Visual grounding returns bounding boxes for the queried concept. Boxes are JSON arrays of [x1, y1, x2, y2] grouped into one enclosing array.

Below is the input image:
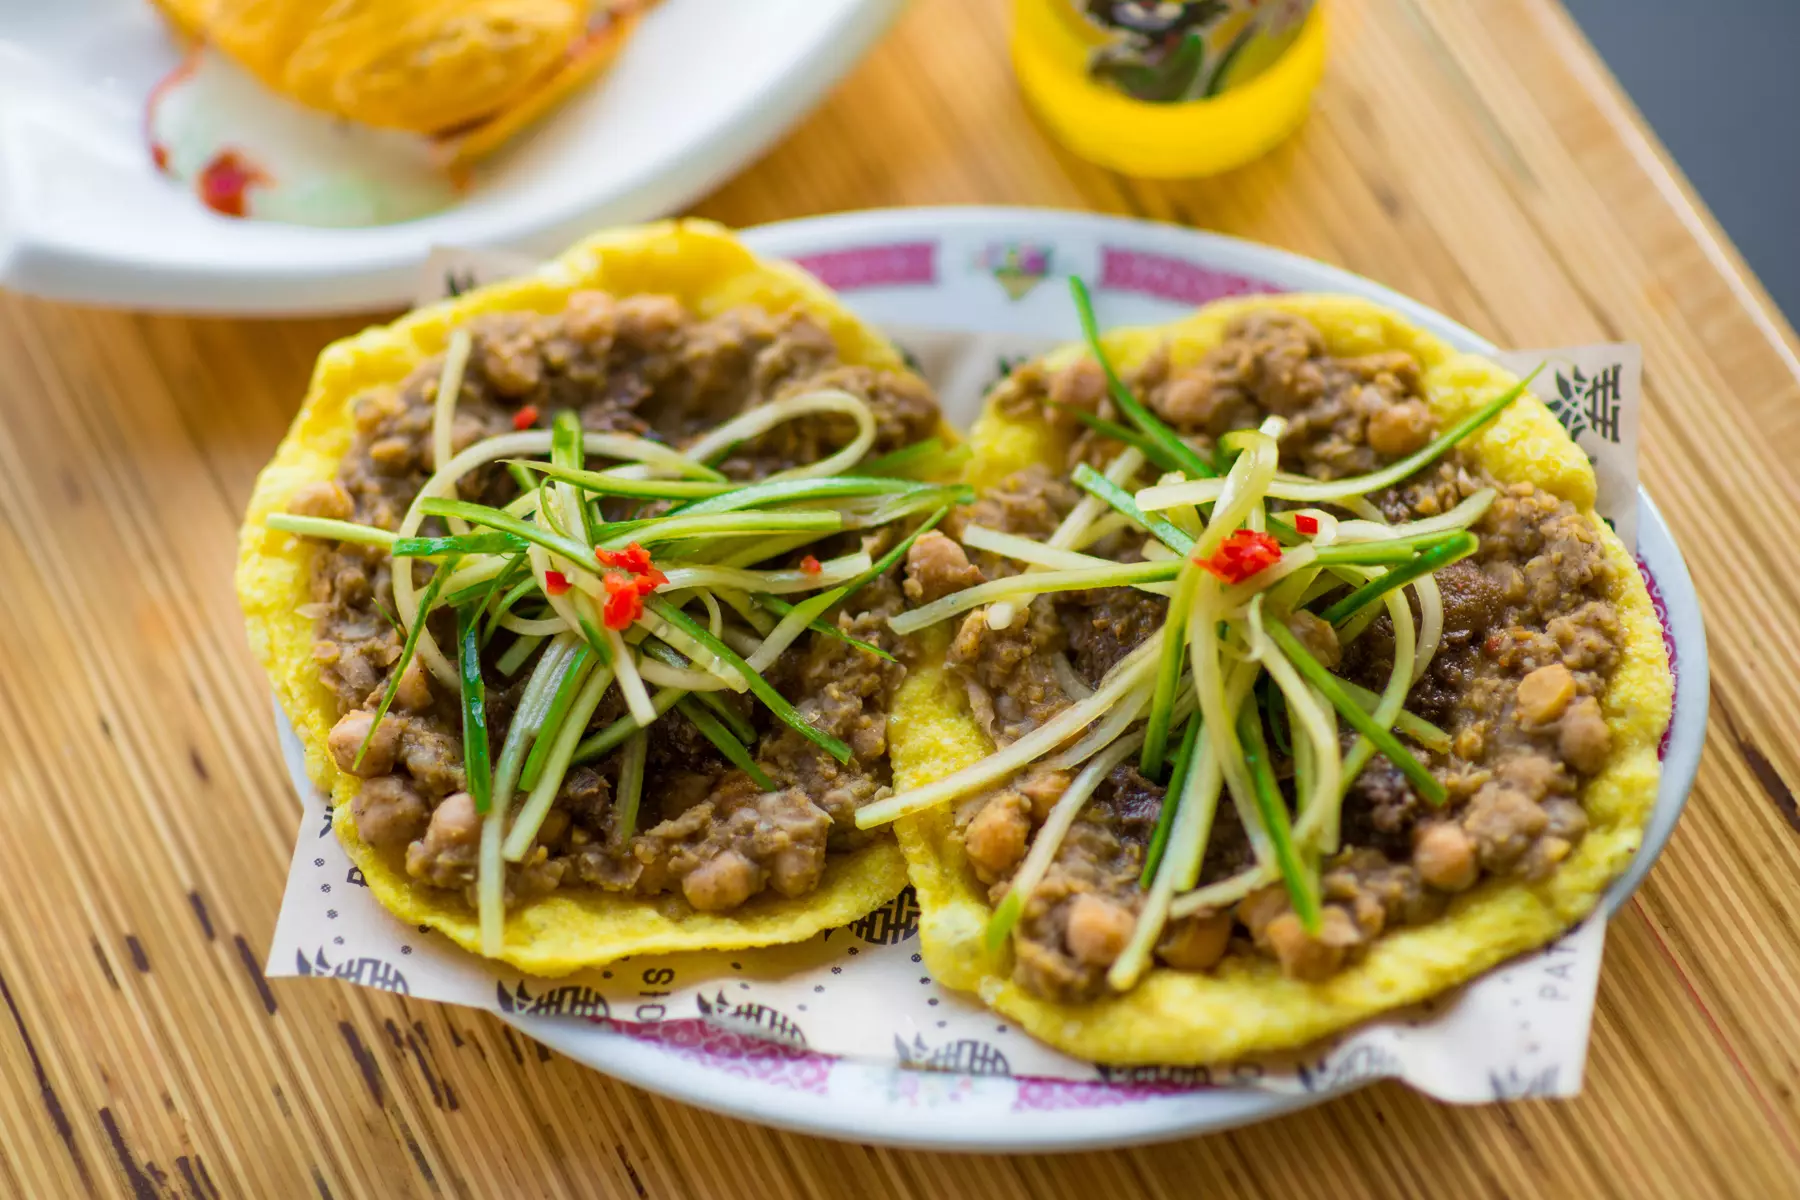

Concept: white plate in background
[[0, 0, 903, 314]]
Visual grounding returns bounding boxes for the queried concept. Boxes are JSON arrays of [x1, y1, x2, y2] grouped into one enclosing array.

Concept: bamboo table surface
[[3, 0, 1798, 1195]]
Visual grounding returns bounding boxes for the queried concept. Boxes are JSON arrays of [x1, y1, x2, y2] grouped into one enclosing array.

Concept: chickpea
[[1414, 822, 1479, 892], [1516, 663, 1576, 725], [425, 792, 481, 847], [394, 657, 432, 712], [328, 710, 401, 777], [1048, 358, 1106, 412], [287, 480, 352, 521], [1265, 908, 1359, 982], [1366, 399, 1437, 457], [964, 793, 1031, 882], [564, 290, 618, 344], [1065, 894, 1136, 967], [1157, 910, 1233, 971], [1559, 696, 1612, 775], [682, 851, 759, 913], [350, 776, 427, 850]]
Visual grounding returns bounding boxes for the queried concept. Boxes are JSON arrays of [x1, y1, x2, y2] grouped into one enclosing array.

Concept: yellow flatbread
[[238, 220, 913, 977], [887, 294, 1672, 1064]]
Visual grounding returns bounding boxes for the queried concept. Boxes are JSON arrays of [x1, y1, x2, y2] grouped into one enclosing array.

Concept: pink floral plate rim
[[508, 207, 1708, 1152]]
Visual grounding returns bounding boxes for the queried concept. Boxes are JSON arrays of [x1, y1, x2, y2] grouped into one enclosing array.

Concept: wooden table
[[3, 0, 1797, 1194]]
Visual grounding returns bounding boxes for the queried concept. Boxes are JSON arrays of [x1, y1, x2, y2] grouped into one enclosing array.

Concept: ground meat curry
[[306, 296, 931, 916], [239, 222, 946, 974], [877, 293, 1670, 1065]]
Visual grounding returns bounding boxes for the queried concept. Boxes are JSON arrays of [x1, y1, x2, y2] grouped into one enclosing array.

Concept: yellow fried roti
[[238, 220, 915, 976], [887, 294, 1672, 1064], [153, 0, 646, 154]]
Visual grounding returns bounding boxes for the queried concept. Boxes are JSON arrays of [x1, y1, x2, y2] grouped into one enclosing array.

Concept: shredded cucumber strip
[[986, 448, 1145, 629], [613, 732, 648, 844], [1246, 605, 1342, 854], [1189, 427, 1279, 562], [1141, 561, 1201, 775], [1265, 617, 1444, 807], [888, 560, 1180, 637], [1190, 579, 1268, 866], [1107, 728, 1226, 992], [683, 387, 876, 482], [431, 330, 473, 534], [502, 662, 617, 862], [856, 633, 1164, 829], [986, 734, 1144, 953], [265, 513, 398, 548]]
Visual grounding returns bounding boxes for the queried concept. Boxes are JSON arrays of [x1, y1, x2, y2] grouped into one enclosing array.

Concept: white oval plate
[[0, 0, 902, 314], [497, 208, 1707, 1150]]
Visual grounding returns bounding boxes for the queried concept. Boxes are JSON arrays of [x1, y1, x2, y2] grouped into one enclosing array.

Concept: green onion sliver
[[1140, 715, 1202, 884], [1318, 533, 1477, 626], [888, 559, 1180, 637], [1330, 488, 1495, 545], [1264, 619, 1445, 806], [614, 732, 648, 844], [551, 409, 603, 546], [642, 640, 757, 741], [1246, 601, 1344, 859], [1334, 676, 1449, 753], [456, 605, 494, 815], [987, 733, 1144, 954], [1308, 539, 1444, 566], [393, 531, 526, 558], [502, 660, 617, 861], [678, 697, 774, 790], [421, 497, 596, 571], [831, 505, 952, 610], [266, 513, 399, 548], [1141, 562, 1200, 776], [517, 646, 595, 791], [571, 687, 684, 764], [479, 558, 537, 644], [1323, 587, 1419, 850], [354, 558, 455, 771], [1280, 371, 1544, 504], [1046, 400, 1188, 475], [1070, 463, 1195, 556], [754, 595, 894, 662], [646, 596, 852, 765], [1069, 276, 1217, 481], [1238, 700, 1320, 933], [1107, 719, 1226, 992]]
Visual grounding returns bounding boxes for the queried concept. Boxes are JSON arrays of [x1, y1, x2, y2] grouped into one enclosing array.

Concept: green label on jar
[[1073, 1, 1317, 102]]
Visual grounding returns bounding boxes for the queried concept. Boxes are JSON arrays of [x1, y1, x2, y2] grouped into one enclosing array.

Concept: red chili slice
[[595, 542, 654, 575], [1293, 514, 1319, 535], [602, 573, 645, 630], [543, 570, 571, 596], [513, 405, 540, 431], [800, 555, 822, 575], [1196, 530, 1282, 584]]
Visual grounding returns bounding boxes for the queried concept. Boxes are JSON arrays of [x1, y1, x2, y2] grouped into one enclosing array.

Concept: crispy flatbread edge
[[237, 219, 924, 976], [886, 293, 1673, 1064]]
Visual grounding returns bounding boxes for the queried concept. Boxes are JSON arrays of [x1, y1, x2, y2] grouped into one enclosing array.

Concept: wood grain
[[1, 0, 1795, 1194]]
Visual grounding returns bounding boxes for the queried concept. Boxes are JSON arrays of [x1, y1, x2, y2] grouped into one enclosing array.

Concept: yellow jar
[[1011, 1, 1328, 178]]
